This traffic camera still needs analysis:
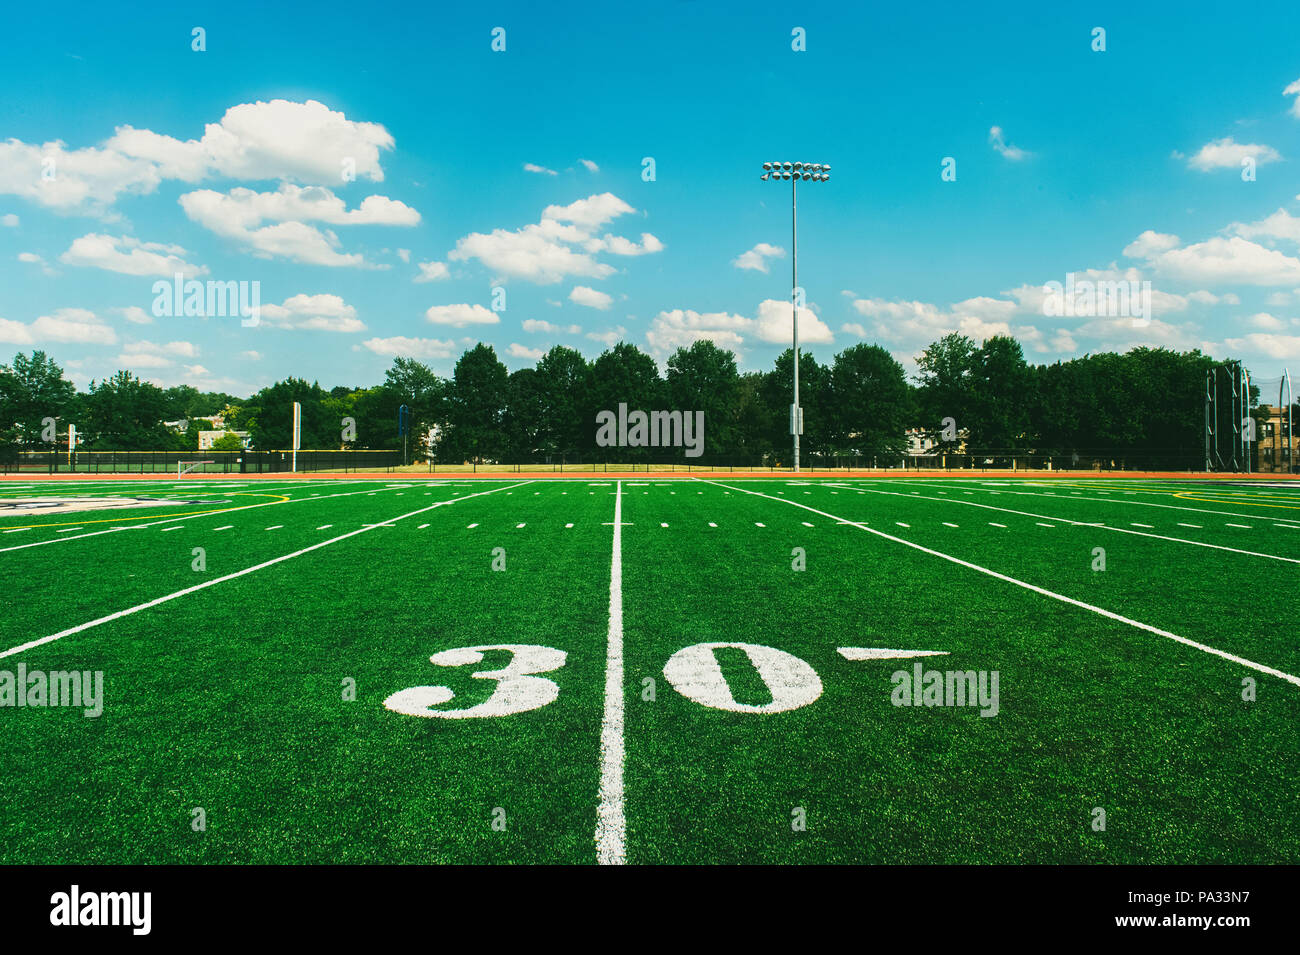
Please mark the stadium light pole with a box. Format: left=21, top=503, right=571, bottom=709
left=760, top=160, right=830, bottom=472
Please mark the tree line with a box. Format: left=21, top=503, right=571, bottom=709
left=0, top=334, right=1257, bottom=469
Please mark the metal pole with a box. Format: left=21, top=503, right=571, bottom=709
left=792, top=175, right=800, bottom=474
left=1237, top=366, right=1248, bottom=475
left=1279, top=369, right=1289, bottom=472
left=1204, top=369, right=1212, bottom=472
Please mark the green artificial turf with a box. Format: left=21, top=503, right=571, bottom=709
left=1, top=476, right=1297, bottom=863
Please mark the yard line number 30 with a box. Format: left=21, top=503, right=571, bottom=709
left=383, top=642, right=826, bottom=719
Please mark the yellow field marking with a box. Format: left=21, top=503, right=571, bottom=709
left=0, top=491, right=292, bottom=530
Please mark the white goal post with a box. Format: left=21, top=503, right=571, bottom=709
left=178, top=460, right=215, bottom=477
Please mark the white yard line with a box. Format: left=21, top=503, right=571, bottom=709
left=0, top=483, right=418, bottom=555
left=894, top=479, right=1287, bottom=522
left=705, top=480, right=1300, bottom=688
left=596, top=479, right=627, bottom=865
left=0, top=482, right=531, bottom=662
left=823, top=483, right=1300, bottom=566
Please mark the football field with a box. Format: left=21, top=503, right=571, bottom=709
left=2, top=475, right=1298, bottom=864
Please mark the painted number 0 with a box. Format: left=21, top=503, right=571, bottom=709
left=663, top=641, right=823, bottom=713
left=383, top=644, right=567, bottom=719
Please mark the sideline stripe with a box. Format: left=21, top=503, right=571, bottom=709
left=706, top=480, right=1300, bottom=688
left=595, top=480, right=627, bottom=865
left=0, top=482, right=531, bottom=661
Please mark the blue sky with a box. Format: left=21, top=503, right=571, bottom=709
left=3, top=0, right=1300, bottom=396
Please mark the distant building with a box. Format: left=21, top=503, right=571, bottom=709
left=1255, top=404, right=1297, bottom=472
left=904, top=426, right=969, bottom=458
left=198, top=430, right=251, bottom=450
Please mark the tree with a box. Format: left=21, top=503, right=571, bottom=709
left=81, top=371, right=173, bottom=450
left=384, top=357, right=448, bottom=459
left=503, top=368, right=545, bottom=461
left=210, top=432, right=246, bottom=451
left=733, top=371, right=776, bottom=465
left=586, top=343, right=665, bottom=462
left=239, top=378, right=332, bottom=449
left=534, top=346, right=591, bottom=459
left=969, top=335, right=1032, bottom=456
left=915, top=333, right=978, bottom=450
left=445, top=344, right=509, bottom=463
left=830, top=343, right=912, bottom=462
left=0, top=350, right=77, bottom=449
left=763, top=349, right=832, bottom=464
left=666, top=340, right=741, bottom=461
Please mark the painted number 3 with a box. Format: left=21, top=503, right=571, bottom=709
left=383, top=644, right=567, bottom=719
left=384, top=641, right=823, bottom=719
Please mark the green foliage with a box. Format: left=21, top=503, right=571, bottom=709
left=830, top=343, right=912, bottom=460
left=210, top=432, right=246, bottom=451
left=444, top=344, right=509, bottom=463
left=0, top=350, right=77, bottom=449
left=5, top=338, right=1250, bottom=469
left=81, top=371, right=176, bottom=450
left=240, top=378, right=332, bottom=449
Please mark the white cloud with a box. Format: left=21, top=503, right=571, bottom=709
left=645, top=299, right=832, bottom=355
left=569, top=285, right=613, bottom=310
left=109, top=98, right=395, bottom=185
left=450, top=222, right=615, bottom=284
left=850, top=296, right=1051, bottom=354
left=1230, top=208, right=1300, bottom=245
left=414, top=260, right=450, bottom=282
left=117, top=339, right=199, bottom=367
left=179, top=183, right=419, bottom=229
left=179, top=184, right=415, bottom=267
left=17, top=251, right=54, bottom=275
left=1124, top=231, right=1300, bottom=285
left=754, top=299, right=833, bottom=344
left=396, top=248, right=411, bottom=263
left=524, top=163, right=558, bottom=176
left=1186, top=137, right=1282, bottom=171
left=1285, top=78, right=1300, bottom=118
left=508, top=343, right=546, bottom=360
left=1246, top=312, right=1287, bottom=330
left=240, top=350, right=262, bottom=361
left=647, top=309, right=749, bottom=354
left=583, top=232, right=663, bottom=256
left=1224, top=332, right=1300, bottom=359
left=586, top=326, right=627, bottom=346
left=1, top=213, right=17, bottom=227
left=542, top=193, right=634, bottom=230
left=448, top=193, right=661, bottom=284
left=425, top=303, right=499, bottom=327
left=1187, top=289, right=1240, bottom=306
left=732, top=242, right=785, bottom=273
left=1122, top=231, right=1181, bottom=259
left=0, top=139, right=162, bottom=214
left=360, top=336, right=457, bottom=359
left=580, top=159, right=599, bottom=173
left=260, top=293, right=365, bottom=332
left=522, top=319, right=581, bottom=334
left=0, top=99, right=396, bottom=217
left=0, top=307, right=117, bottom=346
left=989, top=126, right=1029, bottom=161
left=60, top=233, right=206, bottom=277
left=115, top=306, right=153, bottom=325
